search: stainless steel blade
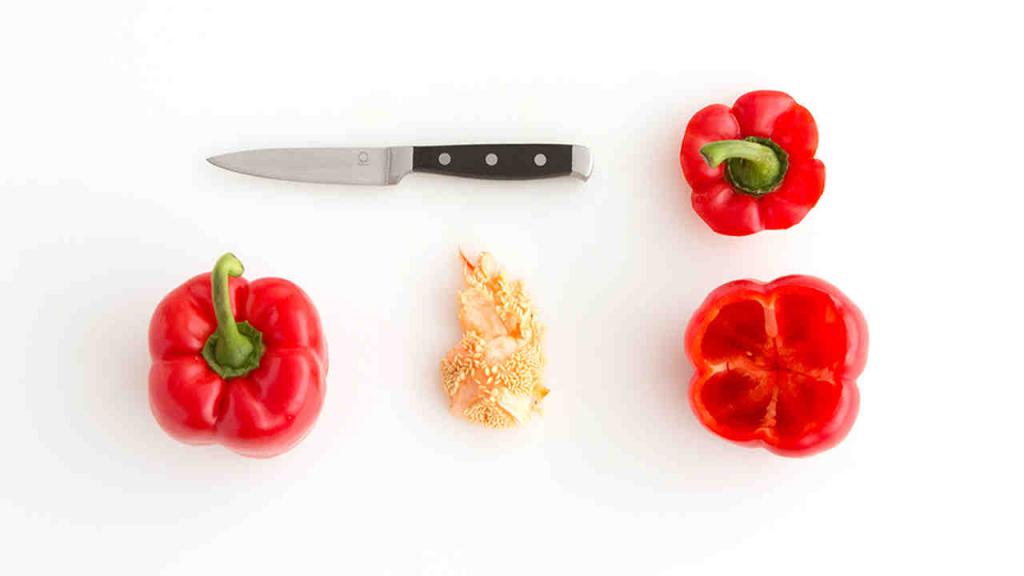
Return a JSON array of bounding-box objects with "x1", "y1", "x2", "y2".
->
[{"x1": 207, "y1": 147, "x2": 413, "y2": 185}]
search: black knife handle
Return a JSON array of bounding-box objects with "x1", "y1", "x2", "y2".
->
[{"x1": 412, "y1": 144, "x2": 582, "y2": 180}]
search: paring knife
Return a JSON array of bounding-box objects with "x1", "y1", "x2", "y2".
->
[{"x1": 207, "y1": 144, "x2": 592, "y2": 185}]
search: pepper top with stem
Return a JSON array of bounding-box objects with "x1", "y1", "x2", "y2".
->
[
  {"x1": 680, "y1": 90, "x2": 826, "y2": 235},
  {"x1": 201, "y1": 253, "x2": 265, "y2": 379}
]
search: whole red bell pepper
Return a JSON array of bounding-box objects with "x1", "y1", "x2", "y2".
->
[
  {"x1": 680, "y1": 90, "x2": 825, "y2": 236},
  {"x1": 148, "y1": 254, "x2": 327, "y2": 458},
  {"x1": 684, "y1": 275, "x2": 867, "y2": 456}
]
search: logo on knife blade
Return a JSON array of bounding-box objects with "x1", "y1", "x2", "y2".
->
[{"x1": 358, "y1": 151, "x2": 370, "y2": 166}]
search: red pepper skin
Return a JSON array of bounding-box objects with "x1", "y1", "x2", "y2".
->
[
  {"x1": 680, "y1": 91, "x2": 825, "y2": 236},
  {"x1": 148, "y1": 269, "x2": 327, "y2": 458},
  {"x1": 684, "y1": 275, "x2": 866, "y2": 456}
]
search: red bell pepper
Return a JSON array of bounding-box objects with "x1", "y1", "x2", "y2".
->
[
  {"x1": 148, "y1": 254, "x2": 327, "y2": 458},
  {"x1": 684, "y1": 275, "x2": 867, "y2": 456},
  {"x1": 680, "y1": 90, "x2": 826, "y2": 236}
]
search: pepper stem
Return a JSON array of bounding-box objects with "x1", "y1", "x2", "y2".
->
[
  {"x1": 700, "y1": 137, "x2": 789, "y2": 196},
  {"x1": 202, "y1": 253, "x2": 265, "y2": 379}
]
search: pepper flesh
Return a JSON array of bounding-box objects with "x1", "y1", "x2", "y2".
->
[
  {"x1": 680, "y1": 90, "x2": 826, "y2": 236},
  {"x1": 441, "y1": 252, "x2": 547, "y2": 427},
  {"x1": 148, "y1": 254, "x2": 327, "y2": 458},
  {"x1": 684, "y1": 276, "x2": 867, "y2": 456}
]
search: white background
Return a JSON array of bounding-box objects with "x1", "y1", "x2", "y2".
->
[{"x1": 2, "y1": 1, "x2": 1021, "y2": 574}]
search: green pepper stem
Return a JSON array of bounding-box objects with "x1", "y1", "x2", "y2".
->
[
  {"x1": 210, "y1": 253, "x2": 254, "y2": 369},
  {"x1": 700, "y1": 139, "x2": 777, "y2": 169},
  {"x1": 699, "y1": 137, "x2": 789, "y2": 196}
]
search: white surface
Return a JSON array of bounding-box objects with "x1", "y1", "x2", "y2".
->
[{"x1": 1, "y1": 1, "x2": 1021, "y2": 574}]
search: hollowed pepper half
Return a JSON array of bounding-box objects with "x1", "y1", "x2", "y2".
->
[{"x1": 685, "y1": 275, "x2": 867, "y2": 456}]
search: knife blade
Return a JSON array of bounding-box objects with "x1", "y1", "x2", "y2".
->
[{"x1": 207, "y1": 144, "x2": 592, "y2": 185}]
